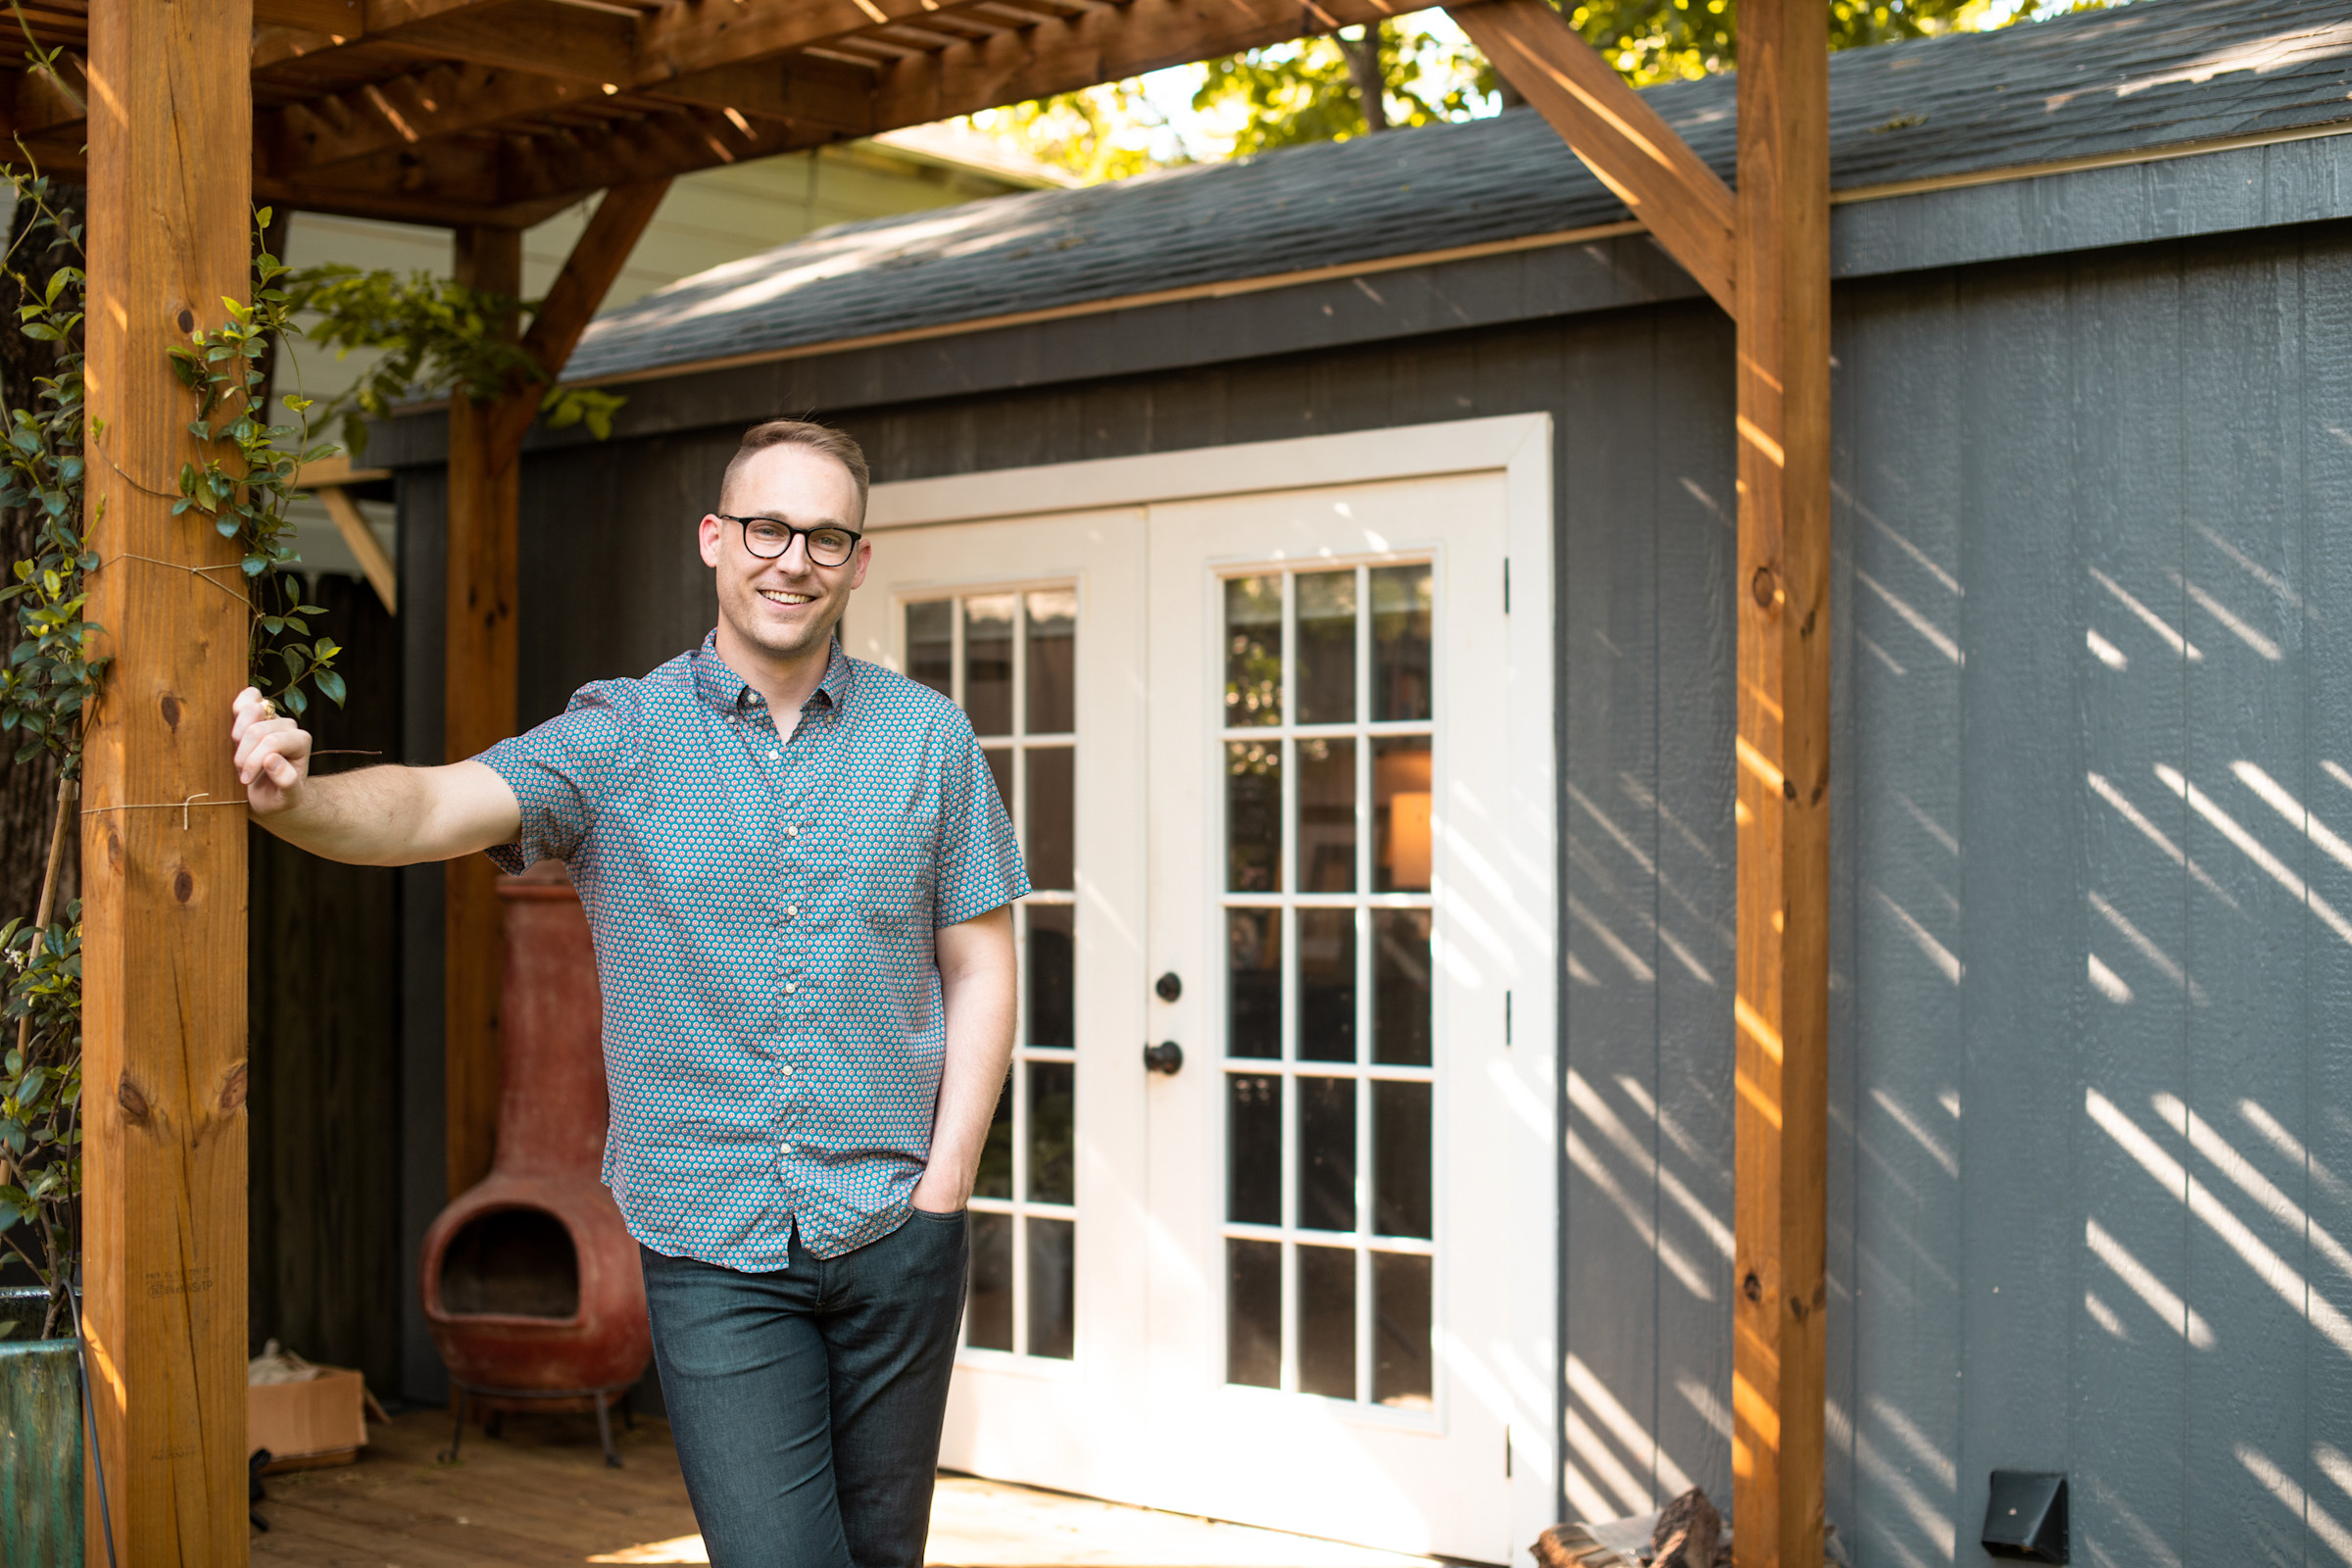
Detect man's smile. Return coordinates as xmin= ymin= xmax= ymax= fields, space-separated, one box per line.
xmin=759 ymin=588 xmax=818 ymax=606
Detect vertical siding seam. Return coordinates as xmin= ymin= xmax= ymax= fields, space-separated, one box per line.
xmin=2173 ymin=241 xmax=2194 ymax=1560
xmin=1648 ymin=307 xmax=1665 ymax=1508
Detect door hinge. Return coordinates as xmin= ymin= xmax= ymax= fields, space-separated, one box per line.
xmin=1505 ymin=1424 xmax=1513 ymax=1478
xmin=1502 ymin=557 xmax=1511 ymax=613
xmin=1505 ymin=990 xmax=1512 ymax=1047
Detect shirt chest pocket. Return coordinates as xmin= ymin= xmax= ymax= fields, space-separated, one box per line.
xmin=855 ymin=808 xmax=939 ymax=928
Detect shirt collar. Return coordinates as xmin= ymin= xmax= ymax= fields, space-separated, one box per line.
xmin=692 ymin=629 xmax=855 ymax=717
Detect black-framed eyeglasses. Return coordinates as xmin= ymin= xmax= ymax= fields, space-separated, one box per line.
xmin=716 ymin=514 xmax=863 ymax=567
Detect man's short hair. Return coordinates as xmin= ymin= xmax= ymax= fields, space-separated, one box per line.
xmin=721 ymin=419 xmax=870 ymax=520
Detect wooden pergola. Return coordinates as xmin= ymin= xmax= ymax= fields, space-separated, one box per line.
xmin=47 ymin=0 xmax=1827 ymax=1559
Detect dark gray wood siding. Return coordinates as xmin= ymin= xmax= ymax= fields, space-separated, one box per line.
xmin=396 ymin=218 xmax=2352 ymax=1566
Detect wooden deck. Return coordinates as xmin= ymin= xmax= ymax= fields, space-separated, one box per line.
xmin=251 ymin=1408 xmax=1446 ymax=1567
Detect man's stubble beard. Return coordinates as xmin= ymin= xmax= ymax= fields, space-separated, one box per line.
xmin=723 ymin=580 xmax=846 ymax=662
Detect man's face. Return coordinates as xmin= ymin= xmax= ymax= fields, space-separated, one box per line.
xmin=699 ymin=443 xmax=871 ymax=664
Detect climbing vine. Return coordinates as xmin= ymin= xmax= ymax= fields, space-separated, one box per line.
xmin=0 ymin=174 xmax=345 ymax=1338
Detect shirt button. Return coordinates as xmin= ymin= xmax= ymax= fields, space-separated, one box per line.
xmin=765 ymin=750 xmax=780 ymax=760
xmin=784 ymin=981 xmax=799 ymax=994
xmin=780 ymin=1064 xmax=795 ymax=1077
xmin=785 ymin=824 xmax=799 ymax=838
xmin=779 ymin=1143 xmax=795 ymax=1155
xmin=784 ymin=905 xmax=798 ymax=918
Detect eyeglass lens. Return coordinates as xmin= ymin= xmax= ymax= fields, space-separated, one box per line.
xmin=741 ymin=518 xmax=857 ymax=565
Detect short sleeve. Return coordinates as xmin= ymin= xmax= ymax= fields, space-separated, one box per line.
xmin=934 ymin=714 xmax=1031 ymax=926
xmin=472 ymin=680 xmax=643 ymax=874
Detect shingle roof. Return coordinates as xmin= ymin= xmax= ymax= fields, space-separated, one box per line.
xmin=566 ymin=0 xmax=2352 ymax=383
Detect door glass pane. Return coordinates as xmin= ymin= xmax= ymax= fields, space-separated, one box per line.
xmin=1228 ymin=1075 xmax=1282 ymax=1225
xmin=1026 ymin=590 xmax=1076 ymax=734
xmin=1372 ymin=909 xmax=1432 ymax=1066
xmin=1027 ymin=1217 xmax=1076 ymax=1359
xmin=1296 ymin=569 xmax=1356 ymax=725
xmin=975 ymin=1072 xmax=1012 ymax=1199
xmin=1225 ymin=575 xmax=1283 ymax=727
xmin=1227 ymin=909 xmax=1281 ymax=1059
xmin=1227 ymin=741 xmax=1282 ymax=892
xmin=983 ymin=748 xmax=1012 ymax=820
xmin=967 ymin=1213 xmax=1013 ymax=1350
xmin=1028 ymin=905 xmax=1074 ymax=1051
xmin=1027 ymin=1061 xmax=1075 ymax=1204
xmin=1297 ymin=1246 xmax=1357 ymax=1399
xmin=1298 ymin=738 xmax=1355 ymax=893
xmin=1372 ymin=1079 xmax=1432 ymax=1239
xmin=1298 ymin=909 xmax=1356 ymax=1063
xmin=1227 ymin=1240 xmax=1282 ymax=1388
xmin=1215 ymin=560 xmax=1436 ymax=1413
xmin=1373 ymin=738 xmax=1433 ymax=893
xmin=1372 ymin=1252 xmax=1432 ymax=1407
xmin=1297 ymin=1076 xmax=1355 ymax=1233
xmin=1027 ymin=747 xmax=1075 ymax=891
xmin=907 ymin=600 xmax=953 ymax=698
xmin=1370 ymin=564 xmax=1433 ymax=722
xmin=964 ymin=594 xmax=1016 ymax=736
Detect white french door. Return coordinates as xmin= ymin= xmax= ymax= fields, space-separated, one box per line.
xmin=842 ymin=507 xmax=1155 ymax=1504
xmin=850 ymin=422 xmax=1553 ymax=1566
xmin=1139 ymin=472 xmax=1519 ymax=1562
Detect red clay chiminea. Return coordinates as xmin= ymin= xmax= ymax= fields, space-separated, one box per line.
xmin=419 ymin=860 xmax=650 ymax=1466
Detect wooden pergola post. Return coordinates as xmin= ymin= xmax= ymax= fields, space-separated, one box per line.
xmin=442 ymin=185 xmax=668 ymax=1198
xmin=1729 ymin=2 xmax=1832 ymax=1561
xmin=444 ymin=223 xmax=524 ymax=1198
xmin=1455 ymin=3 xmax=1830 ymax=1561
xmin=79 ymin=0 xmax=256 ymax=1559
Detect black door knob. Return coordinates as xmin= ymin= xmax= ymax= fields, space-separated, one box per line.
xmin=1155 ymin=971 xmax=1183 ymax=1003
xmin=1143 ymin=1041 xmax=1184 ymax=1075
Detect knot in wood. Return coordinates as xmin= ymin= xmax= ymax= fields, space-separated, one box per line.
xmin=1742 ymin=1271 xmax=1762 ymax=1304
xmin=219 ymin=1062 xmax=248 ymax=1114
xmin=117 ymin=1073 xmax=151 ymax=1126
xmin=1750 ymin=565 xmax=1779 ymax=609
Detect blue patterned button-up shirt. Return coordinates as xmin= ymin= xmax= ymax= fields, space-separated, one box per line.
xmin=475 ymin=631 xmax=1028 ymax=1272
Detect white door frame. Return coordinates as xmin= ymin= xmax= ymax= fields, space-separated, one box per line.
xmin=865 ymin=415 xmax=1559 ymax=1566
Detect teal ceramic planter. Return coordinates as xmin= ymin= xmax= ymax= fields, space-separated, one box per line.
xmin=0 ymin=1287 xmax=81 ymax=1568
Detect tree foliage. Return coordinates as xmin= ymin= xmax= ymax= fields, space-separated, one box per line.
xmin=282 ymin=267 xmax=627 ymax=456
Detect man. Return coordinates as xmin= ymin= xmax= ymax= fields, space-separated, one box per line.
xmin=232 ymin=419 xmax=1025 ymax=1568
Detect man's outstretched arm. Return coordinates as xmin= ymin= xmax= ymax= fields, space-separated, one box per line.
xmin=232 ymin=686 xmax=521 ymax=866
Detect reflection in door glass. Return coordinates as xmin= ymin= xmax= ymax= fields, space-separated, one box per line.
xmin=1296 ymin=570 xmax=1356 ymax=724
xmin=1297 ymin=1076 xmax=1355 ymax=1233
xmin=1225 ymin=576 xmax=1283 ymax=726
xmin=1028 ymin=1217 xmax=1075 ymax=1359
xmin=1026 ymin=591 xmax=1077 ymax=734
xmin=1227 ymin=1075 xmax=1281 ymax=1225
xmin=1217 ymin=561 xmax=1435 ymax=1410
xmin=1371 ymin=564 xmax=1433 ymax=722
xmin=1373 ymin=738 xmax=1433 ymax=893
xmin=1226 ymin=742 xmax=1282 ymax=892
xmin=968 ymin=1212 xmax=1014 ymax=1351
xmin=1227 ymin=1240 xmax=1281 ymax=1388
xmin=907 ymin=590 xmax=1082 ymax=1362
xmin=1297 ymin=739 xmax=1355 ymax=892
xmin=1372 ymin=1252 xmax=1433 ymax=1407
xmin=1227 ymin=910 xmax=1282 ymax=1060
xmin=1029 ymin=905 xmax=1074 ymax=1051
xmin=1298 ymin=910 xmax=1355 ymax=1063
xmin=1297 ymin=1246 xmax=1357 ymax=1399
xmin=1372 ymin=910 xmax=1432 ymax=1066
xmin=908 ymin=599 xmax=954 ymax=699
xmin=964 ymin=594 xmax=1016 ymax=736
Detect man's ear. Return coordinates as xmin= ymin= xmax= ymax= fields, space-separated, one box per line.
xmin=848 ymin=535 xmax=873 ymax=590
xmin=698 ymin=514 xmax=724 ymax=568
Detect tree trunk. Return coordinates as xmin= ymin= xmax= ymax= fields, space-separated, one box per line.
xmin=0 ymin=184 xmax=82 ymax=928
xmin=1338 ymin=24 xmax=1389 ymax=132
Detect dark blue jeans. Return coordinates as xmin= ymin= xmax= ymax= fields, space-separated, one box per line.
xmin=640 ymin=1208 xmax=969 ymax=1568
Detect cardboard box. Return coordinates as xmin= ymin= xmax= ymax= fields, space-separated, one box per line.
xmin=248 ymin=1365 xmax=368 ymax=1472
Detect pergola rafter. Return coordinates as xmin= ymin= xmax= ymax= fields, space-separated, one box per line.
xmin=60 ymin=1 xmax=1830 ymax=1561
